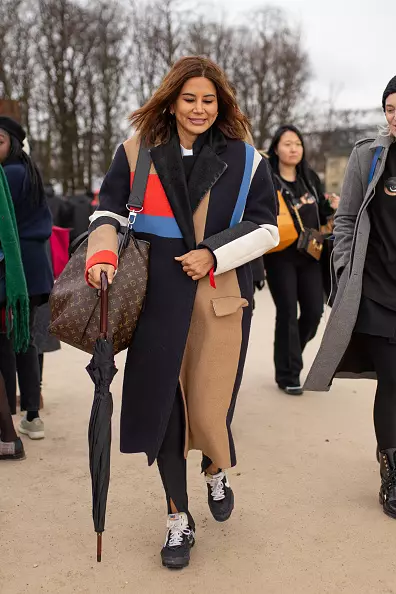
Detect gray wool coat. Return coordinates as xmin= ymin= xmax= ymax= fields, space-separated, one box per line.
xmin=305 ymin=133 xmax=395 ymax=391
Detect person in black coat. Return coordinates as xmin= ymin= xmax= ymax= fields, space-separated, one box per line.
xmin=65 ymin=189 xmax=94 ymax=244
xmin=264 ymin=125 xmax=338 ymax=396
xmin=85 ymin=56 xmax=279 ymax=569
xmin=0 ymin=116 xmax=52 ymax=438
xmin=44 ymin=182 xmax=71 ymax=229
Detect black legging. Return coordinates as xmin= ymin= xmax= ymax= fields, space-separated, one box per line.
xmin=157 ymin=388 xmax=215 ymax=531
xmin=361 ymin=334 xmax=396 ymax=450
xmin=264 ymin=246 xmax=324 ymax=388
xmin=0 ymin=332 xmax=17 ymax=414
xmin=0 ymin=370 xmax=17 ymax=443
xmin=157 ymin=388 xmax=194 ymax=529
xmin=0 ymin=303 xmax=41 ymax=415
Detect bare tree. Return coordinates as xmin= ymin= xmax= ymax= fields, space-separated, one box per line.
xmin=0 ymin=0 xmax=312 ymax=183
xmin=37 ymin=0 xmax=98 ymax=192
xmin=94 ymin=2 xmax=129 ymax=174
xmin=0 ymin=0 xmax=37 ymax=132
xmin=156 ymin=0 xmax=184 ymax=68
xmin=186 ymin=7 xmax=310 ymax=148
xmin=238 ymin=8 xmax=310 ymax=147
xmin=127 ymin=1 xmax=166 ymax=106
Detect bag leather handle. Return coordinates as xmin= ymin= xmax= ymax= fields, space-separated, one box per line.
xmin=127 ymin=142 xmax=151 ymax=212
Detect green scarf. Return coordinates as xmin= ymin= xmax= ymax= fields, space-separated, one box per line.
xmin=0 ymin=166 xmax=29 ymax=352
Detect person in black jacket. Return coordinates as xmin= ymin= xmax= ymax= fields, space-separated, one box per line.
xmin=44 ymin=182 xmax=71 ymax=228
xmin=264 ymin=125 xmax=338 ymax=396
xmin=0 ymin=116 xmax=53 ymax=439
xmin=66 ymin=189 xmax=94 ymax=244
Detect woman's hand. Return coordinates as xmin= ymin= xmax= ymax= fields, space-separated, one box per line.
xmin=175 ymin=249 xmax=214 ymax=281
xmin=87 ymin=264 xmax=116 ymax=289
xmin=327 ymin=193 xmax=340 ymax=211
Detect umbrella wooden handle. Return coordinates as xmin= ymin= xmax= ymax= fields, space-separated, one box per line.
xmin=97 ymin=532 xmax=102 ymax=562
xmin=100 ymin=272 xmax=109 ymax=338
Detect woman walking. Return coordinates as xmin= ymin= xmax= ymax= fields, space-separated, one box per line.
xmin=0 ymin=117 xmax=53 ymax=437
xmin=86 ymin=56 xmax=278 ymax=569
xmin=0 ymin=165 xmax=29 ymax=460
xmin=264 ymin=125 xmax=338 ymax=395
xmin=305 ymin=76 xmax=396 ymax=519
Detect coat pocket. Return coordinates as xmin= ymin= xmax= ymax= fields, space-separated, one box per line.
xmin=211 ymin=297 xmax=249 ymax=317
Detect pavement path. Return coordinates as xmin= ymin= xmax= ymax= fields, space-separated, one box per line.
xmin=1 ymin=288 xmax=396 ymax=594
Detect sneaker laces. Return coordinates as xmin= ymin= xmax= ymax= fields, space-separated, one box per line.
xmin=207 ymin=472 xmax=226 ymax=501
xmin=384 ymin=468 xmax=396 ymax=492
xmin=167 ymin=527 xmax=192 ymax=547
xmin=165 ymin=514 xmax=192 ymax=548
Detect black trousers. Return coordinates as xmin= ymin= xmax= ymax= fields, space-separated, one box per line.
xmin=264 ymin=246 xmax=324 ymax=388
xmin=359 ymin=334 xmax=396 ymax=451
xmin=0 ymin=332 xmax=17 ymax=414
xmin=0 ymin=304 xmax=41 ymax=414
xmin=157 ymin=388 xmax=215 ymax=531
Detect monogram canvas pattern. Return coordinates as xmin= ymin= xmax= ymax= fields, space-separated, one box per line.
xmin=49 ymin=234 xmax=150 ymax=354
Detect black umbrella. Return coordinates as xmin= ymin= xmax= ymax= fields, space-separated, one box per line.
xmin=86 ymin=272 xmax=117 ymax=562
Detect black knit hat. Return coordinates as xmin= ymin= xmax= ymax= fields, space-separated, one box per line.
xmin=383 ymin=76 xmax=396 ymax=111
xmin=0 ymin=116 xmax=26 ymax=144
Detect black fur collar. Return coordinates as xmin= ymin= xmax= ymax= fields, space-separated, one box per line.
xmin=150 ymin=126 xmax=227 ymax=251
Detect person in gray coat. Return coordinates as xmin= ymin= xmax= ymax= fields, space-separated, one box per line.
xmin=305 ymin=76 xmax=396 ymax=519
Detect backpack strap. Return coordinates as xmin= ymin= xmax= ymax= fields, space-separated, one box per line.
xmin=368 ymin=146 xmax=383 ymax=185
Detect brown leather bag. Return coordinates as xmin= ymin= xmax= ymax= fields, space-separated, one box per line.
xmin=49 ymin=145 xmax=151 ymax=355
xmin=293 ymin=205 xmax=324 ymax=262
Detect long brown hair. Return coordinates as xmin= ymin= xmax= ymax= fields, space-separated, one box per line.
xmin=130 ymin=56 xmax=251 ymax=145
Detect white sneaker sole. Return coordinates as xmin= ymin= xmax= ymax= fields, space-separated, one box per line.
xmin=18 ymin=426 xmax=45 ymax=440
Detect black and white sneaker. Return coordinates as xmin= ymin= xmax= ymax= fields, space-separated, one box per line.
xmin=206 ymin=471 xmax=234 ymax=522
xmin=281 ymin=385 xmax=304 ymax=396
xmin=161 ymin=512 xmax=195 ymax=570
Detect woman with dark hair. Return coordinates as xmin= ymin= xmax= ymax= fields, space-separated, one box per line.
xmin=305 ymin=77 xmax=396 ymax=519
xmin=0 ymin=117 xmax=53 ymax=438
xmin=85 ymin=56 xmax=279 ymax=568
xmin=0 ymin=164 xmax=29 ymax=460
xmin=265 ymin=125 xmax=338 ymax=396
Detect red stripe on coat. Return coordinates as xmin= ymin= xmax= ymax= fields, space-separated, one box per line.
xmin=130 ymin=172 xmax=174 ymax=218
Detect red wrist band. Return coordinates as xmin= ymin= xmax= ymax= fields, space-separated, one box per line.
xmin=85 ymin=250 xmax=118 ymax=287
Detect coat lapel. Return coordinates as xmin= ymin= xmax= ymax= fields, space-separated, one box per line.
xmin=149 ymin=127 xmax=228 ymax=251
xmin=150 ymin=134 xmax=195 ymax=251
xmin=187 ymin=144 xmax=228 ymax=214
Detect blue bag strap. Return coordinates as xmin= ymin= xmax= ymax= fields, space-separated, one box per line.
xmin=368 ymin=146 xmax=383 ymax=185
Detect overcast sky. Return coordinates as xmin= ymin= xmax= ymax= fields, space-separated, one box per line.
xmin=215 ymin=0 xmax=393 ymax=111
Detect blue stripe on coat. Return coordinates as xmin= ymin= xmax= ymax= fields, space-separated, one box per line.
xmin=133 ymin=214 xmax=183 ymax=239
xmin=229 ymin=143 xmax=255 ymax=228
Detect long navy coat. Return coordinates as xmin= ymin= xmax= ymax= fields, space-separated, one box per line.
xmin=87 ymin=128 xmax=279 ymax=467
xmin=4 ymin=159 xmax=53 ymax=299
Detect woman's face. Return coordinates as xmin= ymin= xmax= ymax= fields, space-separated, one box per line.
xmin=0 ymin=129 xmax=11 ymax=164
xmin=172 ymin=77 xmax=218 ymax=144
xmin=385 ymin=93 xmax=396 ymax=137
xmin=276 ymin=130 xmax=304 ymax=167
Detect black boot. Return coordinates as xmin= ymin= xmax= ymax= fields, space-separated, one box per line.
xmin=379 ymin=448 xmax=396 ymax=519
